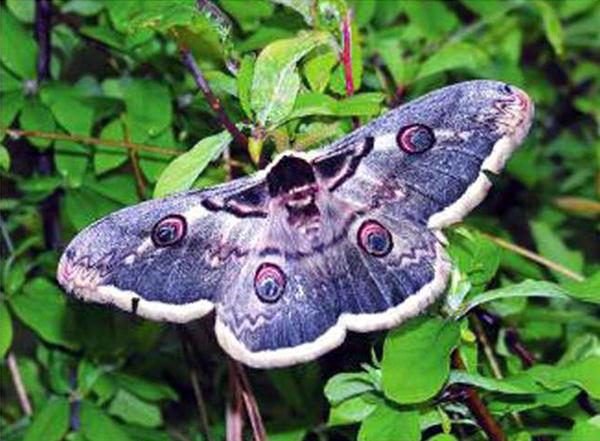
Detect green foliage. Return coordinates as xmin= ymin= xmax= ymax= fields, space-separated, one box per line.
xmin=1 ymin=1 xmax=598 ymax=440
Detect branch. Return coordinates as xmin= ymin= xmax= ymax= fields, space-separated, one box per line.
xmin=180 ymin=49 xmax=248 ymax=148
xmin=7 ymin=353 xmax=33 ymax=416
xmin=2 ymin=128 xmax=181 ymax=156
xmin=482 ymin=232 xmax=585 ymax=282
xmin=34 ymin=0 xmax=62 ymax=250
xmin=230 ymin=360 xmax=267 ymax=441
xmin=341 ymin=10 xmax=355 ymax=97
xmin=226 ymin=360 xmax=245 ymax=441
xmin=1 ymin=215 xmax=32 ymax=416
xmin=451 ymin=351 xmax=507 ymax=441
xmin=178 ymin=328 xmax=215 ymax=441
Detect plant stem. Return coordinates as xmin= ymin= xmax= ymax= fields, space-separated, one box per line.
xmin=34 ymin=0 xmax=61 ymax=250
xmin=471 ymin=314 xmax=524 ymax=427
xmin=341 ymin=10 xmax=355 ymax=97
xmin=7 ymin=353 xmax=33 ymax=416
xmin=451 ymin=351 xmax=507 ymax=441
xmin=2 ymin=128 xmax=181 ymax=156
xmin=180 ymin=49 xmax=248 ymax=148
xmin=230 ymin=360 xmax=267 ymax=441
xmin=226 ymin=359 xmax=244 ymax=441
xmin=120 ymin=118 xmax=146 ymax=199
xmin=178 ymin=328 xmax=215 ymax=441
xmin=482 ymin=232 xmax=585 ymax=282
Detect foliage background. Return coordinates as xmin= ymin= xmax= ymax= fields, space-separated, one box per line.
xmin=1 ymin=1 xmax=599 ymax=440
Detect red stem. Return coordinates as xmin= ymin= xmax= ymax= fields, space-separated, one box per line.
xmin=341 ymin=10 xmax=354 ymax=97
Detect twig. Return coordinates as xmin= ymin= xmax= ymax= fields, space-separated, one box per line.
xmin=451 ymin=351 xmax=507 ymax=441
xmin=180 ymin=49 xmax=248 ymax=148
xmin=7 ymin=353 xmax=33 ymax=416
xmin=340 ymin=10 xmax=359 ymax=130
xmin=341 ymin=10 xmax=355 ymax=97
xmin=226 ymin=360 xmax=244 ymax=441
xmin=2 ymin=128 xmax=181 ymax=156
xmin=178 ymin=328 xmax=215 ymax=441
xmin=471 ymin=314 xmax=524 ymax=427
xmin=0 ymin=216 xmax=32 ymax=416
xmin=34 ymin=0 xmax=61 ymax=250
xmin=482 ymin=232 xmax=585 ymax=282
xmin=121 ymin=118 xmax=146 ymax=199
xmin=230 ymin=360 xmax=267 ymax=441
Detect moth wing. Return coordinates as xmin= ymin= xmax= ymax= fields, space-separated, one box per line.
xmin=57 ymin=175 xmax=271 ymax=322
xmin=215 ymin=214 xmax=450 ymax=368
xmin=309 ymin=80 xmax=534 ymax=229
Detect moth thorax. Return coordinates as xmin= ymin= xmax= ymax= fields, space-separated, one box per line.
xmin=267 ymin=156 xmax=316 ymax=197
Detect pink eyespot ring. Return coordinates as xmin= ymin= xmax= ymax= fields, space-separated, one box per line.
xmin=254 ymin=263 xmax=286 ymax=303
xmin=151 ymin=214 xmax=187 ymax=247
xmin=397 ymin=124 xmax=435 ymax=154
xmin=357 ymin=220 xmax=393 ymax=257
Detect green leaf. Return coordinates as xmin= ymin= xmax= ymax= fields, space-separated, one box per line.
xmin=382 ymin=316 xmax=460 ymax=404
xmin=55 ymin=140 xmax=89 ymax=188
xmin=0 ymin=301 xmax=13 ymax=358
xmin=19 ymin=100 xmax=56 ymax=149
xmin=324 ymin=372 xmax=377 ymax=406
xmin=533 ymin=0 xmax=565 ymax=57
xmin=304 ymin=50 xmax=338 ymax=93
xmin=429 ymin=435 xmax=459 ymax=441
xmin=403 ymin=0 xmax=459 ymax=39
xmin=237 ymin=54 xmax=255 ymax=119
xmin=7 ymin=0 xmax=35 ymax=23
xmin=563 ymin=272 xmax=600 ymax=304
xmin=220 ymin=0 xmax=274 ymax=32
xmin=417 ymin=43 xmax=490 ymax=80
xmin=124 ymin=79 xmax=173 ymax=141
xmin=0 ymin=7 xmax=37 ymax=78
xmin=448 ymin=370 xmax=543 ymax=395
xmin=251 ymin=31 xmax=331 ymax=126
xmin=139 ymin=127 xmax=177 ymax=183
xmin=9 ymin=277 xmax=80 ymax=350
xmin=271 ymin=0 xmax=314 ymax=24
xmin=289 ymin=92 xmax=384 ymax=119
xmin=530 ymin=220 xmax=584 ymax=284
xmin=447 ymin=228 xmax=500 ymax=294
xmin=94 ymin=119 xmax=128 ymax=175
xmin=154 ymin=130 xmax=232 ymax=198
xmin=558 ymin=415 xmax=600 ymax=441
xmin=113 ymin=373 xmax=178 ymax=402
xmin=23 ymin=396 xmax=70 ymax=441
xmin=1 ymin=90 xmax=25 ymax=127
xmin=42 ymin=85 xmax=95 ymax=135
xmin=108 ymin=389 xmax=163 ymax=428
xmin=463 ymin=280 xmax=571 ymax=315
xmin=529 ymin=356 xmax=600 ymax=399
xmin=81 ymin=400 xmax=132 ymax=441
xmin=327 ymin=392 xmax=380 ymax=427
xmin=358 ymin=404 xmax=420 ymax=441
xmin=0 ymin=144 xmax=10 ymax=171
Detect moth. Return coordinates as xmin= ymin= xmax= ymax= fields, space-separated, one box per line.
xmin=57 ymin=80 xmax=534 ymax=368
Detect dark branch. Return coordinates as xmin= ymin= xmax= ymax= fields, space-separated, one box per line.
xmin=451 ymin=351 xmax=507 ymax=441
xmin=180 ymin=49 xmax=248 ymax=148
xmin=34 ymin=0 xmax=61 ymax=250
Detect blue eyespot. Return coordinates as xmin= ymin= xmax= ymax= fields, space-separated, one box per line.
xmin=358 ymin=220 xmax=393 ymax=257
xmin=254 ymin=263 xmax=286 ymax=303
xmin=151 ymin=215 xmax=187 ymax=247
xmin=397 ymin=124 xmax=435 ymax=154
